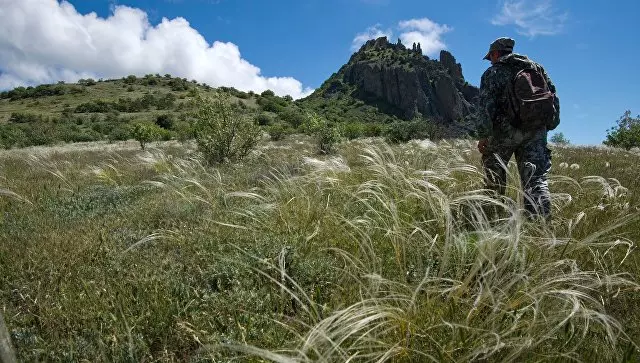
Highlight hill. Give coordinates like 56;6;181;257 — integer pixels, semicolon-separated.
298;36;480;136
0;74;295;148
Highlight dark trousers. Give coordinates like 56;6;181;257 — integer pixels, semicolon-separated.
482;131;552;218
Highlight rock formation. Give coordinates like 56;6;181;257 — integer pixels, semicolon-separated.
301;36;480;131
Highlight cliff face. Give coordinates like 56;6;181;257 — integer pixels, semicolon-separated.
304;37;479;127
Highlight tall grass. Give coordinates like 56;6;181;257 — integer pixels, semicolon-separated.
0;137;638;361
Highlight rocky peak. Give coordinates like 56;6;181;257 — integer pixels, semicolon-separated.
439;50;463;80
306;36;479;129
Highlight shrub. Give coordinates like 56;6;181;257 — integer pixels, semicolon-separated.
384;118;448;143
341;122;365;140
255;113;273;126
305;113;341;154
131;122;161;150
604;111;640;150
0;124;26;148
266;122;290;141
107;125;131;142
550;132;570;145
8;112;44;123
78;78;96;86
279;108;306;129
193;95;261;164
155;114;174;130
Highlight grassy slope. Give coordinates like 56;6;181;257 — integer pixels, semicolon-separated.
0;77;259;124
0;137;639;361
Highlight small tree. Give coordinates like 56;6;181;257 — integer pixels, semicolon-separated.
306;113;341;154
550;132;570;145
604;111;640;150
131;122;160;150
193;94;261;164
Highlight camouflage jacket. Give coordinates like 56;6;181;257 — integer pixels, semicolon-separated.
477;53;560;139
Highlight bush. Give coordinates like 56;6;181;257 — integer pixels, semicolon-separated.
341;122;365;140
266;122;290;141
255;113;273;126
306;114;341;154
279;108;306;129
131;122;162;150
384;118;448;143
108;125;131;142
550;132;570;145
155;114;174;130
604;111;640;150
193;95;261;164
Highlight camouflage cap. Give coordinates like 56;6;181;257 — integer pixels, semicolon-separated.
483;37;515;60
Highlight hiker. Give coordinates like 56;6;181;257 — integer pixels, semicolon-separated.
476;37;560;220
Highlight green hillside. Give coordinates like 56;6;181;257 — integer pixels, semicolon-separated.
0;74;300;148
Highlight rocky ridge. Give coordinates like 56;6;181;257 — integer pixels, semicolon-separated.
303;36;479;130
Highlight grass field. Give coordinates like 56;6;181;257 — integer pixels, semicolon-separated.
1;136;639;361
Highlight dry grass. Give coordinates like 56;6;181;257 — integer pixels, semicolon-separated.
0;136;639;361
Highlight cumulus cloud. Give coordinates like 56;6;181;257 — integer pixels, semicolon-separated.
351;18;451;56
0;0;313;98
492;0;568;37
398;18;451;56
351;25;393;51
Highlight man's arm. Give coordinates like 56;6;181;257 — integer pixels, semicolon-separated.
477;69;495;139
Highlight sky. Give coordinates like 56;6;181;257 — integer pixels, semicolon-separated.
0;0;638;145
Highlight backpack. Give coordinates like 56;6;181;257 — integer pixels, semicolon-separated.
505;65;558;131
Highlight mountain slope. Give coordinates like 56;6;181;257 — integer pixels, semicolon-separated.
298;37;479;133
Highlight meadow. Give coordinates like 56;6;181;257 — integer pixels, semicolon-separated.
1;136;639;362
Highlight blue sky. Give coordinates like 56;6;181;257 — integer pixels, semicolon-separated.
1;0;639;145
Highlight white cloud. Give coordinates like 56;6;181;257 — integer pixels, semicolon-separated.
351;18;450;56
491;0;568;37
0;0;313;98
398;18;451;56
351;25;393;51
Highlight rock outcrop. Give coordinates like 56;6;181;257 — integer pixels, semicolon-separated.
304;37;479;126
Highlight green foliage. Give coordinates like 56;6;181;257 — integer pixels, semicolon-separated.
131;122;162;150
74;93;177;113
384;117;449;143
604;111;640;150
1;84;69;100
261;89;275;97
278;107;306;128
266;122;291;141
305;114;341;154
78;78;97;86
155;114;174;130
193;94;261;164
340;122;365;140
9;112;46;124
255;113;273;126
550;132;570;145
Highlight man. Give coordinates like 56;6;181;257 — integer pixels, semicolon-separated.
477;37;560;219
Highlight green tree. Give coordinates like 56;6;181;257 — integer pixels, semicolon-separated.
604;111;640;150
306;113;341;154
131;123;160;150
193;94;261;164
550;132;570;145
155;114;174;130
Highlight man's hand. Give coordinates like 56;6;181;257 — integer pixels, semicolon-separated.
477;138;489;154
